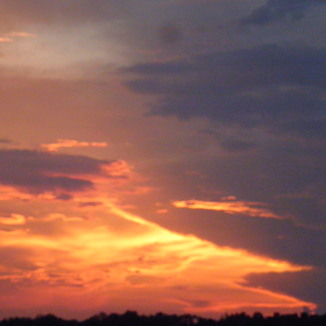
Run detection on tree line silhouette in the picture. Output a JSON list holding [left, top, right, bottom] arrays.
[[0, 311, 325, 326]]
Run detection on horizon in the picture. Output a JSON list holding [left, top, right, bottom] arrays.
[[0, 310, 324, 322]]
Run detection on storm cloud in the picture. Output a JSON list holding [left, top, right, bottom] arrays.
[[244, 268, 326, 313], [242, 0, 326, 25], [0, 149, 111, 194], [125, 44, 326, 140]]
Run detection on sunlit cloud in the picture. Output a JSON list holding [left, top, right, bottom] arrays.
[[173, 199, 282, 219], [6, 32, 36, 38], [0, 150, 315, 317], [0, 149, 124, 196], [41, 139, 108, 152], [0, 32, 35, 44], [0, 214, 26, 225], [0, 0, 325, 318], [0, 197, 314, 317], [40, 213, 87, 223], [0, 185, 34, 201], [0, 37, 12, 43]]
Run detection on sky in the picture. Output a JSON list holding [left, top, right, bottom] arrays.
[[0, 0, 325, 320]]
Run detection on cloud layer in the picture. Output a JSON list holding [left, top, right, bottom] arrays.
[[0, 0, 325, 318], [125, 44, 326, 140], [0, 149, 120, 195], [243, 0, 326, 25]]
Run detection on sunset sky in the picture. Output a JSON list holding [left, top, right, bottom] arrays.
[[0, 0, 325, 320]]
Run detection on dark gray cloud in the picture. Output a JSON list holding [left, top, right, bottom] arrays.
[[201, 129, 257, 153], [242, 0, 326, 25], [157, 23, 183, 46], [156, 206, 326, 269], [159, 144, 326, 229], [125, 44, 326, 141], [244, 268, 326, 313], [125, 50, 326, 277], [0, 139, 11, 144], [0, 149, 110, 194], [219, 138, 257, 153], [0, 247, 37, 271]]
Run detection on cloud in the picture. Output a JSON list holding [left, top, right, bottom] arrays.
[[0, 149, 121, 195], [173, 199, 282, 219], [125, 44, 326, 140], [0, 37, 12, 43], [0, 214, 26, 226], [242, 0, 326, 25], [41, 139, 108, 152], [6, 32, 35, 38], [40, 214, 87, 223], [0, 31, 36, 43], [0, 0, 126, 29], [161, 206, 326, 269], [0, 247, 38, 271], [0, 138, 11, 144], [157, 23, 183, 46], [0, 201, 315, 317], [244, 268, 326, 314], [218, 138, 257, 153]]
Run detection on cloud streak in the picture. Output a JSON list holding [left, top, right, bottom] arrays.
[[0, 197, 314, 318], [0, 0, 325, 318], [242, 0, 326, 25], [41, 139, 108, 152], [125, 44, 326, 140], [173, 199, 282, 219], [0, 149, 127, 195], [0, 144, 316, 318], [0, 214, 26, 226]]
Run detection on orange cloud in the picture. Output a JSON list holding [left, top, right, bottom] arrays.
[[101, 160, 132, 178], [0, 32, 35, 44], [6, 32, 35, 38], [173, 199, 282, 219], [0, 37, 12, 43], [0, 188, 315, 319], [0, 152, 315, 318], [39, 213, 87, 222], [41, 139, 108, 152], [3, 188, 316, 317], [0, 214, 26, 225]]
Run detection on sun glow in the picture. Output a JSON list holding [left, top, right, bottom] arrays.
[[0, 147, 317, 318], [0, 187, 315, 318]]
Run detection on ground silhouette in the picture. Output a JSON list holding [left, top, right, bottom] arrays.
[[1, 311, 325, 326]]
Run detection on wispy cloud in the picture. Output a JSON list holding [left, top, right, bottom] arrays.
[[0, 37, 12, 43], [0, 32, 35, 43], [41, 139, 108, 152], [0, 198, 313, 316], [0, 145, 314, 317], [6, 32, 36, 38], [0, 214, 26, 225], [173, 199, 282, 219], [242, 0, 326, 25], [0, 149, 117, 195]]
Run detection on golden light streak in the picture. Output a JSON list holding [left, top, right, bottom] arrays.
[[173, 199, 282, 219], [42, 213, 87, 222], [6, 32, 36, 38], [0, 184, 315, 316], [101, 160, 132, 178], [0, 37, 12, 43], [41, 139, 108, 152], [0, 32, 35, 44]]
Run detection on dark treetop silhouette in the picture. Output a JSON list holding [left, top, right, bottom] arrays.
[[1, 311, 326, 326]]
